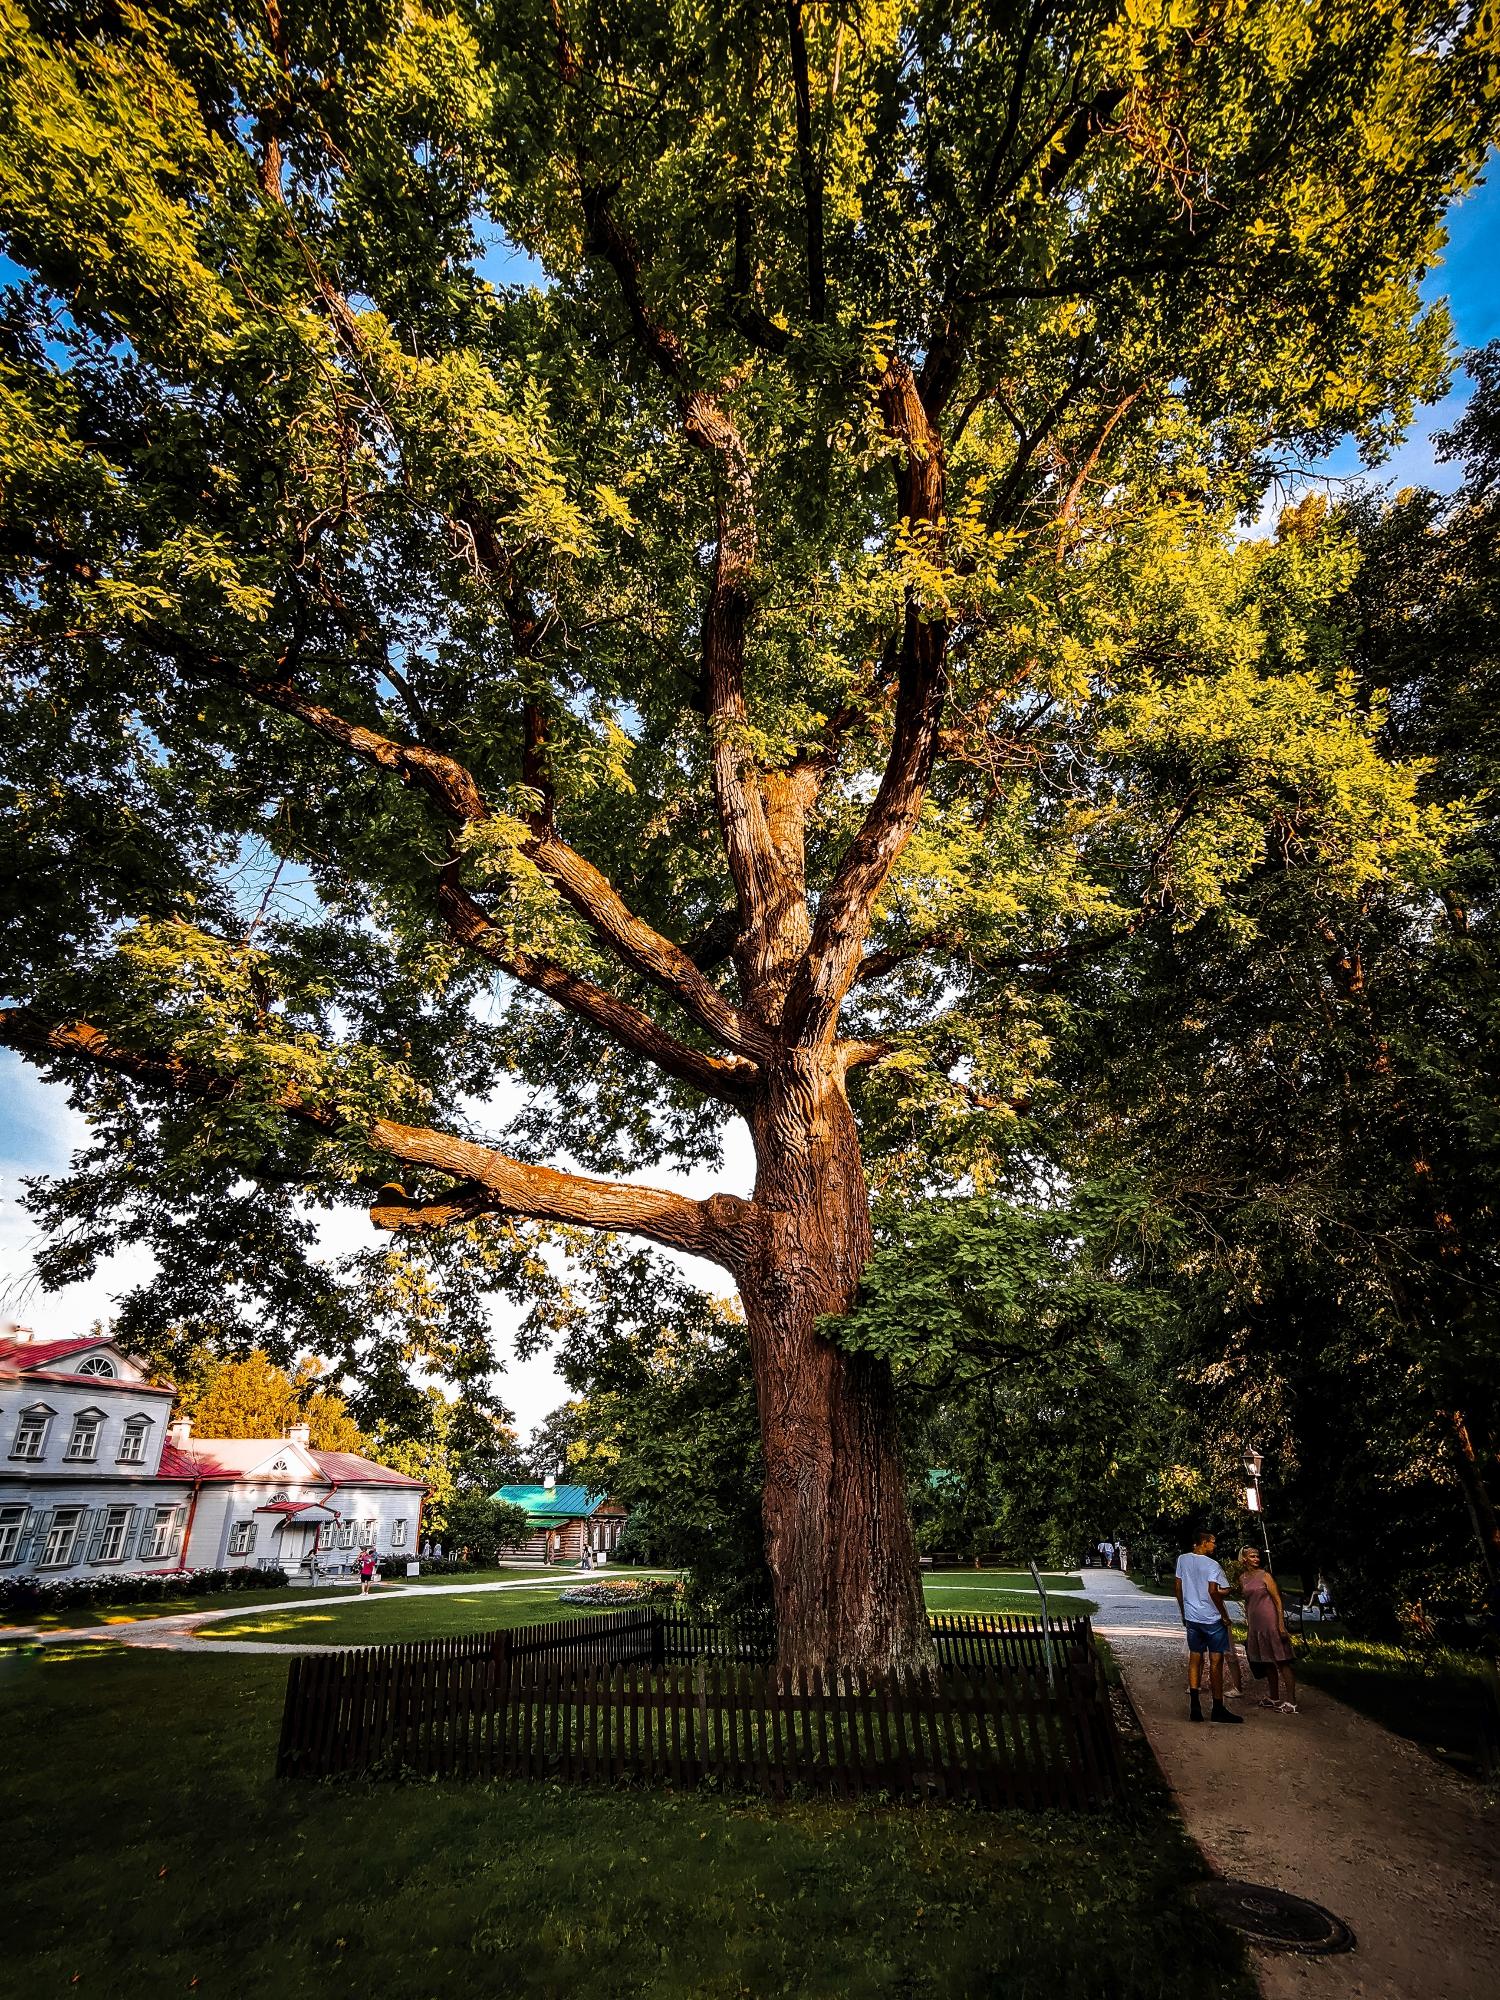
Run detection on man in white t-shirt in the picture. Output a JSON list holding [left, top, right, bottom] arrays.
[[1174, 1529, 1244, 1724]]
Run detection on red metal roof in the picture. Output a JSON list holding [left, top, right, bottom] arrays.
[[0, 1367, 174, 1396], [310, 1450, 425, 1490], [154, 1440, 425, 1489], [0, 1336, 115, 1371]]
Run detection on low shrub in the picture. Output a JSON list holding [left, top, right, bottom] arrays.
[[557, 1578, 684, 1608], [0, 1564, 290, 1619], [375, 1554, 478, 1580]]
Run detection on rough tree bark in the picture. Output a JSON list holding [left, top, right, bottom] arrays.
[[734, 1053, 930, 1673]]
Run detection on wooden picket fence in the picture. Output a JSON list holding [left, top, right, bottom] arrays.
[[276, 1608, 1124, 1808]]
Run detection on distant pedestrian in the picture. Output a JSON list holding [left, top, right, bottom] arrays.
[[358, 1546, 377, 1595], [1238, 1546, 1298, 1712], [432, 1540, 443, 1562], [420, 1538, 431, 1560], [1174, 1529, 1243, 1725]]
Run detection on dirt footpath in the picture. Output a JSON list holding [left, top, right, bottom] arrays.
[[1090, 1572, 1500, 2000]]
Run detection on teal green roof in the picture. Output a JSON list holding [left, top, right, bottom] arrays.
[[495, 1482, 605, 1521]]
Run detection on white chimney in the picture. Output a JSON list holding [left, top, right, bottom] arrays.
[[169, 1416, 192, 1447], [2, 1320, 36, 1342], [288, 1421, 311, 1449], [544, 1473, 557, 1492]]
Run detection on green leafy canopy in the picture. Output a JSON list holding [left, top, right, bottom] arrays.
[[1, 0, 1496, 1417]]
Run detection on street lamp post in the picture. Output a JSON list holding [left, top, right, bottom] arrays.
[[1243, 1445, 1272, 1568]]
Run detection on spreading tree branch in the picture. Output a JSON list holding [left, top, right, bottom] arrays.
[[0, 1009, 746, 1263], [785, 0, 826, 319], [784, 361, 948, 1041], [185, 653, 766, 1061], [579, 190, 810, 1015]]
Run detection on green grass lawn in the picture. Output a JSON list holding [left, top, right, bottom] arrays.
[[202, 1581, 637, 1645], [1293, 1634, 1500, 1781], [0, 1640, 1253, 2000], [2, 1583, 331, 1633], [202, 1573, 1095, 1647], [0, 1565, 647, 1636], [923, 1571, 1095, 1617]]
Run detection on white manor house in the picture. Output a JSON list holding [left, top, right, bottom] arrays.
[[0, 1326, 425, 1582]]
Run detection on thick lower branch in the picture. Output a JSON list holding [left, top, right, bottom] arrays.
[[0, 1009, 745, 1264]]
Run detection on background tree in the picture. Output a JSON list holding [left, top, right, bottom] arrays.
[[563, 1253, 770, 1609], [1, 0, 1494, 1666], [1039, 374, 1500, 1625], [442, 1491, 531, 1564], [368, 1388, 526, 1536], [839, 1192, 1210, 1572], [178, 1349, 367, 1451]]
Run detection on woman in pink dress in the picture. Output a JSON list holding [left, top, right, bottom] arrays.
[[1238, 1546, 1297, 1712]]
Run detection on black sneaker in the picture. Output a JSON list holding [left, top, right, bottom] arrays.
[[1210, 1701, 1244, 1724]]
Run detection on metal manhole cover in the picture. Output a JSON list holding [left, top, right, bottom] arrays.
[[1198, 1879, 1355, 1954]]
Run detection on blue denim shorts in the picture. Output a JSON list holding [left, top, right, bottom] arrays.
[[1186, 1619, 1228, 1655]]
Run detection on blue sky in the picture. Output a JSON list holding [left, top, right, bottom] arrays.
[[3, 167, 1497, 1425]]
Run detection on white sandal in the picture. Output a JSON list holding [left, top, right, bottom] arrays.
[[1278, 1701, 1299, 1714]]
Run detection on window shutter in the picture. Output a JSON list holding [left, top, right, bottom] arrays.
[[120, 1505, 143, 1563], [68, 1504, 94, 1568], [10, 1507, 38, 1567], [166, 1504, 189, 1560], [85, 1509, 111, 1563]]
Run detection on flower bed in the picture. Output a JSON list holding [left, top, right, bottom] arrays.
[[1, 1563, 290, 1620], [557, 1578, 683, 1608]]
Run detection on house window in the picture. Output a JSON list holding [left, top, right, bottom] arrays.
[[391, 1518, 408, 1549], [0, 1505, 27, 1565], [42, 1508, 84, 1568], [96, 1507, 132, 1563], [339, 1520, 356, 1550], [65, 1411, 103, 1462], [76, 1355, 117, 1378], [228, 1521, 256, 1557], [360, 1519, 376, 1549], [10, 1406, 53, 1459], [142, 1505, 177, 1561], [117, 1416, 151, 1464]]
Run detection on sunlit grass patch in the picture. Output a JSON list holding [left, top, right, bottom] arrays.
[[202, 1583, 625, 1646]]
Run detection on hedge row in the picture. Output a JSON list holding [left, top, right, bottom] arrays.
[[1, 1564, 290, 1618]]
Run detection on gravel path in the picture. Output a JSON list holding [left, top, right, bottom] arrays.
[[1093, 1569, 1500, 2000]]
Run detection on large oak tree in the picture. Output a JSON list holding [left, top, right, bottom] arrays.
[[2, 0, 1495, 1667]]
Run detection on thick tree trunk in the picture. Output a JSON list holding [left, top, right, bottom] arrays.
[[738, 1053, 932, 1674], [1438, 1405, 1500, 1621]]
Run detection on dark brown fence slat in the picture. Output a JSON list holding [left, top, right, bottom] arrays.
[[275, 1604, 1125, 1809]]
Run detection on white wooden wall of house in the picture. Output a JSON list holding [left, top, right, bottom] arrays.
[[1, 1338, 424, 1582], [197, 1483, 423, 1571]]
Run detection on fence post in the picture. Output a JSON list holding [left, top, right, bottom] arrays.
[[650, 1607, 665, 1668], [1027, 1559, 1055, 1689]]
